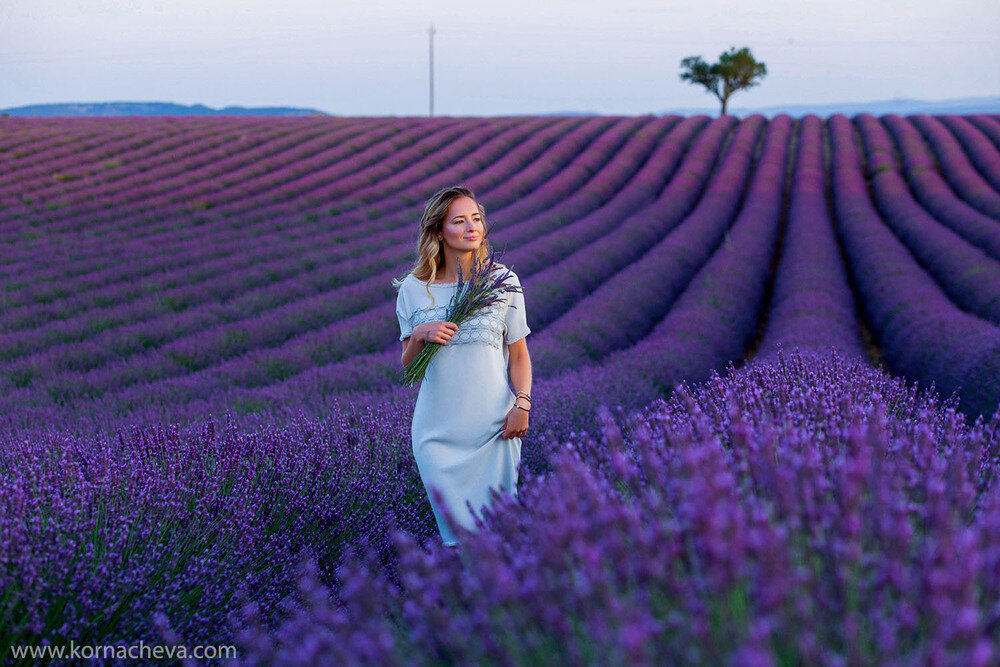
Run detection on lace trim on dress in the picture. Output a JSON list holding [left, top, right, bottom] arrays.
[[410, 302, 507, 349]]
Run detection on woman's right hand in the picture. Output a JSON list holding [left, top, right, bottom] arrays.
[[415, 321, 458, 345]]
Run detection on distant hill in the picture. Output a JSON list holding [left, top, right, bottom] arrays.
[[0, 101, 330, 117], [654, 95, 1000, 118], [4, 96, 999, 118]]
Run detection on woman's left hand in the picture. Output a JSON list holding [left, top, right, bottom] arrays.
[[501, 404, 529, 439]]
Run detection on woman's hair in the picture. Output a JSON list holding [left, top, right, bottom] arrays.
[[392, 185, 505, 306]]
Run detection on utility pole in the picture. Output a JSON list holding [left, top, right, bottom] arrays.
[[428, 23, 435, 117]]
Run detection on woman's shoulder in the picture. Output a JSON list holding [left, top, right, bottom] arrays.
[[400, 272, 439, 296], [393, 272, 419, 296], [491, 265, 520, 285]]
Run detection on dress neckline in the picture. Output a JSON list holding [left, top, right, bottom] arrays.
[[413, 274, 458, 286], [411, 268, 506, 287]]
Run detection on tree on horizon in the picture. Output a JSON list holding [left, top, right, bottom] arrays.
[[680, 46, 767, 116]]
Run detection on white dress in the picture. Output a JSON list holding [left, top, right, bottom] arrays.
[[395, 269, 531, 546]]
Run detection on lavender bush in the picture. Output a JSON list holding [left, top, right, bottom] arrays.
[[228, 347, 1000, 665]]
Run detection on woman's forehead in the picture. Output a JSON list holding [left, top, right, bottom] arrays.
[[447, 196, 479, 216]]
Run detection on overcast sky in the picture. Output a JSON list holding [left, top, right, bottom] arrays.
[[2, 0, 998, 115]]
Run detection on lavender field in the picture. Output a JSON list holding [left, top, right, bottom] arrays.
[[2, 113, 1000, 664]]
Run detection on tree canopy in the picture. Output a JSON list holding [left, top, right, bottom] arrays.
[[680, 46, 767, 116]]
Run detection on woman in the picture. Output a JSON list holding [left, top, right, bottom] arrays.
[[393, 185, 532, 549]]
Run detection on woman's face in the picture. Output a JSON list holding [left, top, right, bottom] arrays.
[[440, 196, 484, 252]]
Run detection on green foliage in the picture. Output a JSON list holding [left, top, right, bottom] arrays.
[[221, 327, 252, 353], [167, 350, 201, 372], [233, 395, 271, 415], [88, 316, 116, 335], [133, 331, 160, 350], [32, 286, 70, 304], [7, 367, 34, 389], [157, 295, 188, 313], [262, 357, 293, 382], [680, 45, 767, 116]]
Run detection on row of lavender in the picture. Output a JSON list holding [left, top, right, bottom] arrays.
[[0, 113, 993, 334], [2, 116, 382, 224], [0, 115, 557, 251], [0, 116, 604, 327], [2, 113, 996, 288], [520, 111, 1000, 432], [3, 117, 991, 306], [4, 113, 998, 253], [3, 117, 998, 435], [2, 112, 730, 436], [0, 117, 534, 277], [0, 117, 680, 398], [4, 113, 1000, 434]]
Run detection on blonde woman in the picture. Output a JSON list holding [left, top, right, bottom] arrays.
[[393, 186, 532, 549]]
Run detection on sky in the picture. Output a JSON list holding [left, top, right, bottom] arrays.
[[1, 0, 998, 116]]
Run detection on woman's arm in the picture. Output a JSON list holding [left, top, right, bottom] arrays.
[[401, 335, 424, 368], [502, 338, 532, 438], [401, 321, 459, 367], [507, 338, 532, 406]]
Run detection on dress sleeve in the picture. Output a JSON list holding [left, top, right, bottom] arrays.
[[503, 271, 531, 345], [396, 283, 413, 341]]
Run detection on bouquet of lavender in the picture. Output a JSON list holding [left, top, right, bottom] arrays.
[[402, 248, 523, 386]]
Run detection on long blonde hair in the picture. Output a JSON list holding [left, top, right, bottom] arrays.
[[392, 185, 505, 306]]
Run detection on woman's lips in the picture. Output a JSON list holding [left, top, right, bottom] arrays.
[[464, 237, 479, 241]]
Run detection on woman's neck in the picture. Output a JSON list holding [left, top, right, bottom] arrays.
[[435, 253, 476, 283]]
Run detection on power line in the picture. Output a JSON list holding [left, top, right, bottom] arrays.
[[428, 23, 435, 117]]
